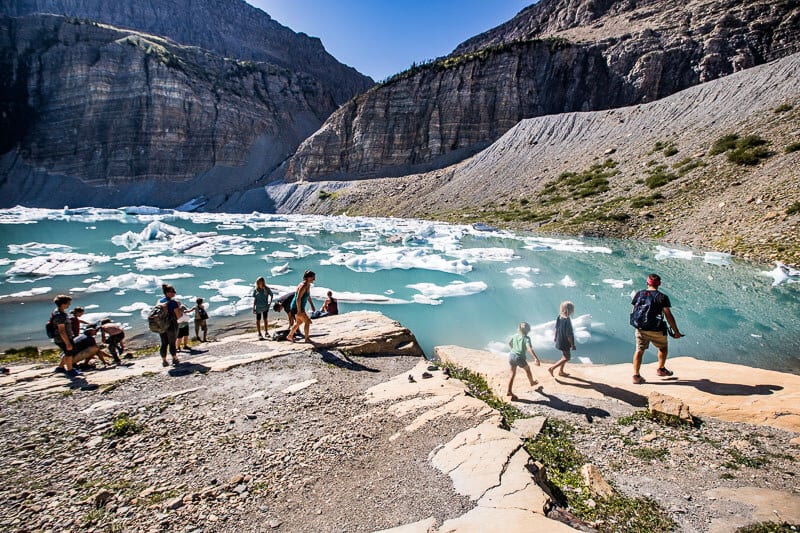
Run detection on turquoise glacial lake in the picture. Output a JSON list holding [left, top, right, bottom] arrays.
[[0, 207, 798, 374]]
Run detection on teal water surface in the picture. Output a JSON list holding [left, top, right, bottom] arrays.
[[0, 207, 798, 374]]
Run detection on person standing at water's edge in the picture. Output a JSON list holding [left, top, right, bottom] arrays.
[[253, 277, 273, 340], [507, 321, 540, 399], [288, 270, 316, 343], [157, 284, 182, 367], [51, 295, 78, 377], [630, 274, 683, 384], [549, 301, 576, 378]]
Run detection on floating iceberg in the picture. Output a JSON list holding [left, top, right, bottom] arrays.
[[6, 252, 110, 277], [762, 261, 800, 286], [407, 280, 487, 302]]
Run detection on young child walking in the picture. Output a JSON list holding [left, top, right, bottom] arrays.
[[549, 301, 576, 377], [190, 297, 209, 342], [253, 276, 274, 340], [507, 321, 540, 399]]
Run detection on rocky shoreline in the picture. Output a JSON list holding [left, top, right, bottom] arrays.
[[1, 312, 798, 532]]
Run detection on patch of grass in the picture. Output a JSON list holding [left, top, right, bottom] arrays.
[[672, 157, 705, 176], [526, 419, 674, 531], [318, 189, 335, 200], [629, 193, 663, 209], [104, 412, 143, 439], [630, 446, 669, 461], [709, 133, 772, 165], [644, 165, 678, 189], [773, 103, 793, 113], [737, 521, 800, 532], [445, 365, 528, 427], [552, 159, 618, 198], [785, 142, 800, 154], [0, 346, 61, 364], [720, 472, 736, 480], [724, 448, 769, 469], [142, 488, 179, 506], [617, 410, 651, 425], [650, 140, 677, 156]]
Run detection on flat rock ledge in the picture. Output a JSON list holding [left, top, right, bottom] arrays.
[[369, 362, 576, 532], [0, 311, 421, 400], [435, 346, 800, 433]]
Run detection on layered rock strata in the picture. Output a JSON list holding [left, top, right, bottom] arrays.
[[4, 0, 373, 104], [0, 14, 337, 208]]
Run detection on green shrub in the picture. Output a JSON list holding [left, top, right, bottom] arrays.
[[0, 346, 61, 364], [773, 103, 793, 113], [736, 521, 799, 532], [318, 190, 333, 200], [709, 134, 740, 155], [645, 165, 678, 188], [104, 413, 143, 439], [554, 159, 618, 198], [630, 193, 663, 208], [710, 133, 772, 165], [727, 146, 770, 165], [787, 202, 800, 216], [785, 142, 800, 154], [631, 446, 669, 461], [663, 145, 678, 157]]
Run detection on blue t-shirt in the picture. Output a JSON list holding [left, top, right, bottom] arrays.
[[253, 287, 273, 313]]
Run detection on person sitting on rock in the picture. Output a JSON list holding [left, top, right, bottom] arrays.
[[100, 318, 125, 364], [311, 290, 339, 318]]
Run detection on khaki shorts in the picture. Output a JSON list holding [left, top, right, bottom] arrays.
[[635, 329, 668, 353]]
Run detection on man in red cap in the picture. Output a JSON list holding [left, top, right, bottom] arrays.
[[630, 273, 683, 384]]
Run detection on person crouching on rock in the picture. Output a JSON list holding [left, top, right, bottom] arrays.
[[100, 318, 125, 364], [72, 326, 112, 369], [273, 292, 296, 329], [507, 321, 539, 400], [288, 270, 316, 343]]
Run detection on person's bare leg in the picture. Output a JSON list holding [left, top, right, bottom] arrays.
[[524, 365, 537, 386], [507, 367, 517, 396], [657, 347, 667, 369], [633, 349, 644, 376]]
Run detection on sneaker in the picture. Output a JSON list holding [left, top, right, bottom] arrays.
[[172, 358, 180, 366], [161, 359, 169, 367], [632, 374, 646, 384], [54, 366, 67, 374], [66, 369, 83, 378], [656, 367, 674, 377]]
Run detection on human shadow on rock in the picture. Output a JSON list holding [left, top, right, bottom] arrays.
[[316, 349, 379, 373], [514, 386, 611, 423], [556, 375, 648, 408], [168, 362, 211, 377], [656, 378, 782, 396]]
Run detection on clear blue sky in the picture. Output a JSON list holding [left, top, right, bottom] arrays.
[[248, 1, 533, 81]]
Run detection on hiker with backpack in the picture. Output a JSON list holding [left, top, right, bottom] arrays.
[[150, 283, 182, 367], [630, 273, 683, 384], [189, 297, 209, 342], [100, 318, 125, 364], [49, 294, 80, 378]]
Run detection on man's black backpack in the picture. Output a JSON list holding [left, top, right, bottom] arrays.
[[629, 290, 665, 331], [197, 307, 209, 320], [45, 315, 56, 338]]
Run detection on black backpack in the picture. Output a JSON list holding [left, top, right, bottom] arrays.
[[45, 314, 56, 338], [197, 307, 209, 320], [629, 290, 665, 331]]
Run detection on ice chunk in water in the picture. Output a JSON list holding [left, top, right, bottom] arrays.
[[6, 253, 110, 276], [560, 275, 576, 287], [0, 286, 52, 299], [762, 261, 800, 286], [602, 278, 632, 289], [407, 281, 487, 301], [270, 263, 290, 276], [654, 245, 695, 261]]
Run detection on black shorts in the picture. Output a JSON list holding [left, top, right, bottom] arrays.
[[255, 311, 268, 320]]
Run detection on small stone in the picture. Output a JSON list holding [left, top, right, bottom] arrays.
[[269, 519, 282, 528], [92, 489, 113, 508], [228, 474, 245, 486], [641, 432, 658, 443], [165, 496, 184, 511]]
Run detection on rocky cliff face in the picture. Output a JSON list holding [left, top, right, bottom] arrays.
[[283, 0, 799, 182], [0, 14, 338, 208], [4, 0, 373, 104], [285, 40, 625, 181]]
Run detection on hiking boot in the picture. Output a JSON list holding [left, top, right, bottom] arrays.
[[66, 369, 83, 378], [632, 374, 646, 385], [656, 367, 674, 377], [54, 366, 67, 374]]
